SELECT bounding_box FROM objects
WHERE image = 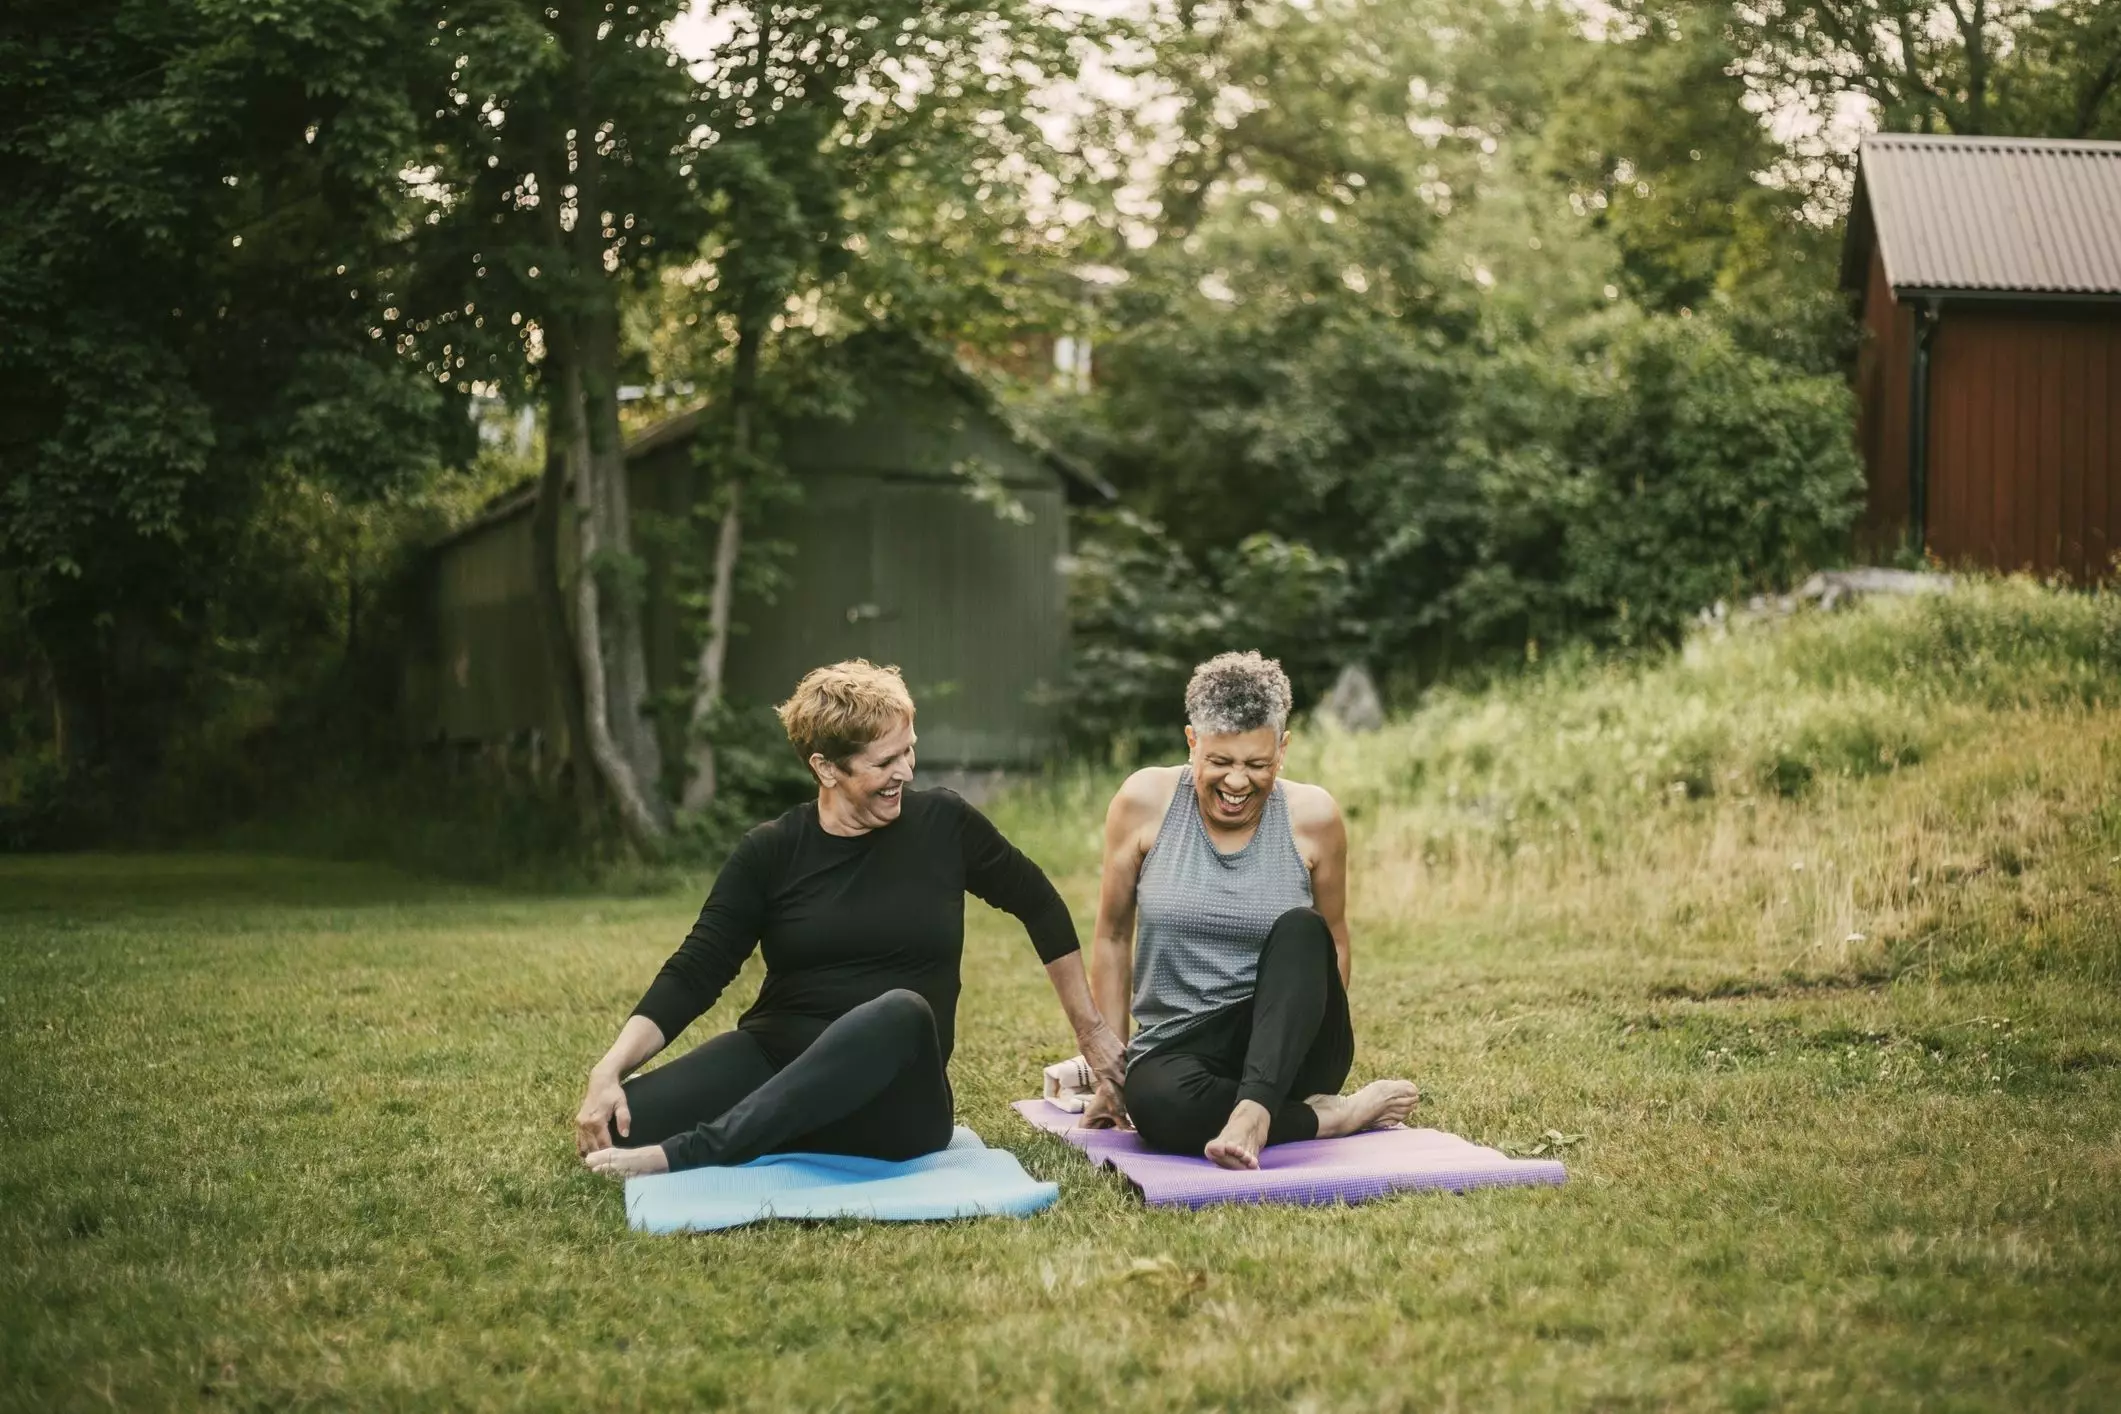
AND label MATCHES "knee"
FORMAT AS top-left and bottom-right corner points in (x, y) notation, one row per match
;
(870, 987), (932, 1021)
(1267, 907), (1333, 957)
(1272, 905), (1328, 934)
(862, 988), (935, 1040)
